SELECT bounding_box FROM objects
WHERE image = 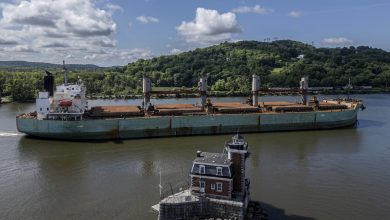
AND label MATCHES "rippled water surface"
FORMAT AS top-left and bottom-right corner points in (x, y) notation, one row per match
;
(0, 94), (389, 220)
